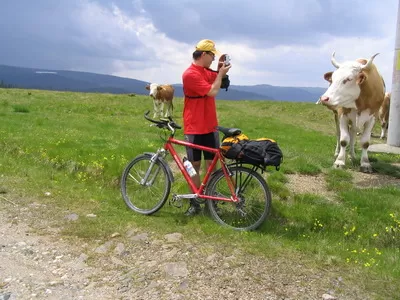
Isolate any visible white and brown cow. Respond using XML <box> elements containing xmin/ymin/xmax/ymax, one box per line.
<box><xmin>145</xmin><ymin>83</ymin><xmax>174</xmax><ymax>118</ymax></box>
<box><xmin>379</xmin><ymin>92</ymin><xmax>391</xmax><ymax>139</ymax></box>
<box><xmin>318</xmin><ymin>52</ymin><xmax>385</xmax><ymax>173</ymax></box>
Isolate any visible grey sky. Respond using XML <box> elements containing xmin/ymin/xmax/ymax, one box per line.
<box><xmin>0</xmin><ymin>0</ymin><xmax>398</xmax><ymax>89</ymax></box>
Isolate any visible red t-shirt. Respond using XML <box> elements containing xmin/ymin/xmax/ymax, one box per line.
<box><xmin>182</xmin><ymin>64</ymin><xmax>218</xmax><ymax>134</ymax></box>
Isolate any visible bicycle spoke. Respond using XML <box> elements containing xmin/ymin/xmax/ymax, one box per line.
<box><xmin>121</xmin><ymin>154</ymin><xmax>171</xmax><ymax>215</ymax></box>
<box><xmin>128</xmin><ymin>171</ymin><xmax>142</xmax><ymax>185</ymax></box>
<box><xmin>206</xmin><ymin>165</ymin><xmax>271</xmax><ymax>230</ymax></box>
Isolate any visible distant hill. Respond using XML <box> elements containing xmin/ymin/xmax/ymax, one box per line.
<box><xmin>0</xmin><ymin>65</ymin><xmax>148</xmax><ymax>94</ymax></box>
<box><xmin>0</xmin><ymin>64</ymin><xmax>325</xmax><ymax>102</ymax></box>
<box><xmin>172</xmin><ymin>83</ymin><xmax>274</xmax><ymax>101</ymax></box>
<box><xmin>230</xmin><ymin>84</ymin><xmax>325</xmax><ymax>102</ymax></box>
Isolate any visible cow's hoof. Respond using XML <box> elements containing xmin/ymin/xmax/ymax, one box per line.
<box><xmin>333</xmin><ymin>163</ymin><xmax>345</xmax><ymax>169</ymax></box>
<box><xmin>360</xmin><ymin>165</ymin><xmax>373</xmax><ymax>173</ymax></box>
<box><xmin>348</xmin><ymin>157</ymin><xmax>356</xmax><ymax>166</ymax></box>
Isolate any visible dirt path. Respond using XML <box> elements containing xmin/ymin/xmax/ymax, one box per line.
<box><xmin>1</xmin><ymin>172</ymin><xmax>388</xmax><ymax>300</ymax></box>
<box><xmin>0</xmin><ymin>206</ymin><xmax>371</xmax><ymax>300</ymax></box>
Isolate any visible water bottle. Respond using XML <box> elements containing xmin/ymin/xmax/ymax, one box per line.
<box><xmin>183</xmin><ymin>157</ymin><xmax>197</xmax><ymax>177</ymax></box>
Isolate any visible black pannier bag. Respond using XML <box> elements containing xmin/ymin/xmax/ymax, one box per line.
<box><xmin>221</xmin><ymin>136</ymin><xmax>283</xmax><ymax>170</ymax></box>
<box><xmin>239</xmin><ymin>138</ymin><xmax>283</xmax><ymax>170</ymax></box>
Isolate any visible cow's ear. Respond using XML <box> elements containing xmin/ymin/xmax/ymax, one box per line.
<box><xmin>324</xmin><ymin>72</ymin><xmax>333</xmax><ymax>83</ymax></box>
<box><xmin>145</xmin><ymin>85</ymin><xmax>150</xmax><ymax>90</ymax></box>
<box><xmin>157</xmin><ymin>86</ymin><xmax>162</xmax><ymax>90</ymax></box>
<box><xmin>357</xmin><ymin>72</ymin><xmax>367</xmax><ymax>85</ymax></box>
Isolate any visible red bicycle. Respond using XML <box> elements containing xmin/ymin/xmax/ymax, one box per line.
<box><xmin>120</xmin><ymin>111</ymin><xmax>272</xmax><ymax>230</ymax></box>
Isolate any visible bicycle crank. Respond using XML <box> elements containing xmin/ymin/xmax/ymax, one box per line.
<box><xmin>169</xmin><ymin>194</ymin><xmax>183</xmax><ymax>208</ymax></box>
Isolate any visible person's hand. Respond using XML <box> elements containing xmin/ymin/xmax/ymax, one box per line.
<box><xmin>218</xmin><ymin>54</ymin><xmax>228</xmax><ymax>70</ymax></box>
<box><xmin>218</xmin><ymin>63</ymin><xmax>231</xmax><ymax>77</ymax></box>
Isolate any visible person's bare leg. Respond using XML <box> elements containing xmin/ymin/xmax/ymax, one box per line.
<box><xmin>205</xmin><ymin>159</ymin><xmax>217</xmax><ymax>173</ymax></box>
<box><xmin>204</xmin><ymin>159</ymin><xmax>221</xmax><ymax>213</ymax></box>
<box><xmin>185</xmin><ymin>160</ymin><xmax>202</xmax><ymax>216</ymax></box>
<box><xmin>191</xmin><ymin>160</ymin><xmax>201</xmax><ymax>188</ymax></box>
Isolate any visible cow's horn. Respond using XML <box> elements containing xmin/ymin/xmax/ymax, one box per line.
<box><xmin>331</xmin><ymin>51</ymin><xmax>341</xmax><ymax>69</ymax></box>
<box><xmin>362</xmin><ymin>53</ymin><xmax>379</xmax><ymax>70</ymax></box>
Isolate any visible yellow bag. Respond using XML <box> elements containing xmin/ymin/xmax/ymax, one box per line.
<box><xmin>220</xmin><ymin>133</ymin><xmax>249</xmax><ymax>158</ymax></box>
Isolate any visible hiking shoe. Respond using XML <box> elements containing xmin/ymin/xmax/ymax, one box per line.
<box><xmin>184</xmin><ymin>204</ymin><xmax>202</xmax><ymax>217</ymax></box>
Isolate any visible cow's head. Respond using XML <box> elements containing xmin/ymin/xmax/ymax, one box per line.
<box><xmin>145</xmin><ymin>83</ymin><xmax>161</xmax><ymax>99</ymax></box>
<box><xmin>319</xmin><ymin>52</ymin><xmax>379</xmax><ymax>108</ymax></box>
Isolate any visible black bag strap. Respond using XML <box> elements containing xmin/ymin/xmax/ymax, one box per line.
<box><xmin>183</xmin><ymin>86</ymin><xmax>206</xmax><ymax>99</ymax></box>
<box><xmin>185</xmin><ymin>94</ymin><xmax>206</xmax><ymax>99</ymax></box>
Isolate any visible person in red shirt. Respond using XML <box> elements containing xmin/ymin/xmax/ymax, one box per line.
<box><xmin>182</xmin><ymin>39</ymin><xmax>231</xmax><ymax>216</ymax></box>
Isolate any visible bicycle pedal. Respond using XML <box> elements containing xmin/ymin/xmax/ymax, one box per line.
<box><xmin>169</xmin><ymin>194</ymin><xmax>183</xmax><ymax>208</ymax></box>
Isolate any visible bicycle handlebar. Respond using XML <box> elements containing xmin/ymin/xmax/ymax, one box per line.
<box><xmin>143</xmin><ymin>111</ymin><xmax>182</xmax><ymax>132</ymax></box>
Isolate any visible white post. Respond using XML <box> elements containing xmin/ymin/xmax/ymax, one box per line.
<box><xmin>388</xmin><ymin>0</ymin><xmax>400</xmax><ymax>147</ymax></box>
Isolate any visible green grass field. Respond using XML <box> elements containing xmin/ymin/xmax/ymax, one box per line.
<box><xmin>1</xmin><ymin>88</ymin><xmax>400</xmax><ymax>298</ymax></box>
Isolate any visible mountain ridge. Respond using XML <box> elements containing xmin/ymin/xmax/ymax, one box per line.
<box><xmin>0</xmin><ymin>64</ymin><xmax>326</xmax><ymax>102</ymax></box>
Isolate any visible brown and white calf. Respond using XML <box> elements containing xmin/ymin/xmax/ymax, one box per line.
<box><xmin>378</xmin><ymin>92</ymin><xmax>391</xmax><ymax>139</ymax></box>
<box><xmin>145</xmin><ymin>83</ymin><xmax>174</xmax><ymax>118</ymax></box>
<box><xmin>318</xmin><ymin>52</ymin><xmax>385</xmax><ymax>173</ymax></box>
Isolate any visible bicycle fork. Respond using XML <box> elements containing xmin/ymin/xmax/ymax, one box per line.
<box><xmin>139</xmin><ymin>149</ymin><xmax>166</xmax><ymax>186</ymax></box>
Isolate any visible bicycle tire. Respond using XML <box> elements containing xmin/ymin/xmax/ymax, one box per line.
<box><xmin>206</xmin><ymin>165</ymin><xmax>271</xmax><ymax>231</ymax></box>
<box><xmin>121</xmin><ymin>154</ymin><xmax>171</xmax><ymax>215</ymax></box>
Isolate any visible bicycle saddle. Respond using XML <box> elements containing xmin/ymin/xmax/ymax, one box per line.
<box><xmin>216</xmin><ymin>126</ymin><xmax>242</xmax><ymax>137</ymax></box>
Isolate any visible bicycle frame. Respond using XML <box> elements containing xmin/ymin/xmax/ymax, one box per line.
<box><xmin>163</xmin><ymin>136</ymin><xmax>240</xmax><ymax>203</ymax></box>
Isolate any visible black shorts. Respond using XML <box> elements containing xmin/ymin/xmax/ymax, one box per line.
<box><xmin>184</xmin><ymin>132</ymin><xmax>220</xmax><ymax>162</ymax></box>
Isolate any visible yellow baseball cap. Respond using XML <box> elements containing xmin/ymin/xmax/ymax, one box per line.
<box><xmin>195</xmin><ymin>39</ymin><xmax>221</xmax><ymax>56</ymax></box>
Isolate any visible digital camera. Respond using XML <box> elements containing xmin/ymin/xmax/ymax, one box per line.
<box><xmin>224</xmin><ymin>54</ymin><xmax>231</xmax><ymax>66</ymax></box>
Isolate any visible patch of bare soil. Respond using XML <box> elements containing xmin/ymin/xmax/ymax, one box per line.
<box><xmin>286</xmin><ymin>170</ymin><xmax>399</xmax><ymax>199</ymax></box>
<box><xmin>285</xmin><ymin>173</ymin><xmax>336</xmax><ymax>200</ymax></box>
<box><xmin>350</xmin><ymin>171</ymin><xmax>400</xmax><ymax>189</ymax></box>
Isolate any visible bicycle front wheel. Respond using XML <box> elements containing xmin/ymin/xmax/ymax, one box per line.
<box><xmin>206</xmin><ymin>165</ymin><xmax>271</xmax><ymax>231</ymax></box>
<box><xmin>121</xmin><ymin>154</ymin><xmax>171</xmax><ymax>215</ymax></box>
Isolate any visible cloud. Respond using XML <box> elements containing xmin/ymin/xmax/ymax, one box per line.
<box><xmin>0</xmin><ymin>0</ymin><xmax>398</xmax><ymax>90</ymax></box>
<box><xmin>140</xmin><ymin>0</ymin><xmax>392</xmax><ymax>46</ymax></box>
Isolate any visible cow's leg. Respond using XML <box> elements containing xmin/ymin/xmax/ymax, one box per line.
<box><xmin>163</xmin><ymin>102</ymin><xmax>168</xmax><ymax>118</ymax></box>
<box><xmin>348</xmin><ymin>124</ymin><xmax>357</xmax><ymax>162</ymax></box>
<box><xmin>380</xmin><ymin>127</ymin><xmax>385</xmax><ymax>139</ymax></box>
<box><xmin>345</xmin><ymin>109</ymin><xmax>357</xmax><ymax>163</ymax></box>
<box><xmin>153</xmin><ymin>100</ymin><xmax>158</xmax><ymax>118</ymax></box>
<box><xmin>158</xmin><ymin>101</ymin><xmax>163</xmax><ymax>118</ymax></box>
<box><xmin>158</xmin><ymin>101</ymin><xmax>164</xmax><ymax>118</ymax></box>
<box><xmin>359</xmin><ymin>116</ymin><xmax>375</xmax><ymax>173</ymax></box>
<box><xmin>334</xmin><ymin>114</ymin><xmax>350</xmax><ymax>168</ymax></box>
<box><xmin>153</xmin><ymin>100</ymin><xmax>161</xmax><ymax>118</ymax></box>
<box><xmin>334</xmin><ymin>112</ymin><xmax>340</xmax><ymax>157</ymax></box>
<box><xmin>160</xmin><ymin>101</ymin><xmax>168</xmax><ymax>118</ymax></box>
<box><xmin>164</xmin><ymin>101</ymin><xmax>172</xmax><ymax>118</ymax></box>
<box><xmin>380</xmin><ymin>122</ymin><xmax>387</xmax><ymax>139</ymax></box>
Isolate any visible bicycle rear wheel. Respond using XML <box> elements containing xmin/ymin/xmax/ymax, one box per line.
<box><xmin>206</xmin><ymin>165</ymin><xmax>271</xmax><ymax>231</ymax></box>
<box><xmin>121</xmin><ymin>154</ymin><xmax>171</xmax><ymax>215</ymax></box>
